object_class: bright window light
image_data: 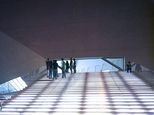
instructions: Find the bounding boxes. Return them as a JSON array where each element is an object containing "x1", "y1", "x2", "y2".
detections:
[
  {"x1": 16, "y1": 77, "x2": 27, "y2": 88},
  {"x1": 12, "y1": 79, "x2": 23, "y2": 90},
  {"x1": 8, "y1": 80, "x2": 20, "y2": 91}
]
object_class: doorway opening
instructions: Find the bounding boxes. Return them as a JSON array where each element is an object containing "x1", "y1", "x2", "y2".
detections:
[{"x1": 57, "y1": 57, "x2": 125, "y2": 73}]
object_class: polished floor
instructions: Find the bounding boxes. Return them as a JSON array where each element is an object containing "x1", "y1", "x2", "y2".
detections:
[{"x1": 0, "y1": 72, "x2": 154, "y2": 115}]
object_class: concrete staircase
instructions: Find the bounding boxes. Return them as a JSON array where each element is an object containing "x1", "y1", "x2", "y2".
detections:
[{"x1": 0, "y1": 72, "x2": 154, "y2": 115}]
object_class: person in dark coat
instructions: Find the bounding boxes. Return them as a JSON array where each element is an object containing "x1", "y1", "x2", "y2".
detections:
[
  {"x1": 48, "y1": 60, "x2": 53, "y2": 79},
  {"x1": 61, "y1": 58, "x2": 66, "y2": 78},
  {"x1": 52, "y1": 60, "x2": 59, "y2": 80},
  {"x1": 65, "y1": 61, "x2": 69, "y2": 73},
  {"x1": 70, "y1": 58, "x2": 73, "y2": 73},
  {"x1": 126, "y1": 61, "x2": 132, "y2": 73},
  {"x1": 73, "y1": 58, "x2": 76, "y2": 73},
  {"x1": 46, "y1": 58, "x2": 50, "y2": 77}
]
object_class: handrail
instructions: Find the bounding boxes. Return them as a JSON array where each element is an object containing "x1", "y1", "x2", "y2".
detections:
[
  {"x1": 0, "y1": 65, "x2": 46, "y2": 111},
  {"x1": 0, "y1": 66, "x2": 46, "y2": 100},
  {"x1": 102, "y1": 58, "x2": 123, "y2": 71}
]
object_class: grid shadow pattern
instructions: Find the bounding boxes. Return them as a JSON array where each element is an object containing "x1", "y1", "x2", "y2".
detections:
[{"x1": 0, "y1": 72, "x2": 154, "y2": 115}]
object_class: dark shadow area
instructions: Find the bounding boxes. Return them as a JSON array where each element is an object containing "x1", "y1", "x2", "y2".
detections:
[
  {"x1": 79, "y1": 72, "x2": 88, "y2": 114},
  {"x1": 116, "y1": 72, "x2": 151, "y2": 114},
  {"x1": 48, "y1": 74, "x2": 73, "y2": 113},
  {"x1": 19, "y1": 76, "x2": 54, "y2": 113},
  {"x1": 100, "y1": 73, "x2": 118, "y2": 115},
  {"x1": 22, "y1": 69, "x2": 47, "y2": 85},
  {"x1": 133, "y1": 71, "x2": 154, "y2": 90}
]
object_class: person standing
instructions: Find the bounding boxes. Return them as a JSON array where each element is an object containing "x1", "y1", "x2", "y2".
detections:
[
  {"x1": 52, "y1": 60, "x2": 59, "y2": 80},
  {"x1": 70, "y1": 58, "x2": 73, "y2": 73},
  {"x1": 48, "y1": 60, "x2": 53, "y2": 79},
  {"x1": 61, "y1": 58, "x2": 66, "y2": 78},
  {"x1": 66, "y1": 61, "x2": 69, "y2": 73},
  {"x1": 126, "y1": 61, "x2": 132, "y2": 73},
  {"x1": 46, "y1": 58, "x2": 50, "y2": 77},
  {"x1": 73, "y1": 58, "x2": 76, "y2": 73}
]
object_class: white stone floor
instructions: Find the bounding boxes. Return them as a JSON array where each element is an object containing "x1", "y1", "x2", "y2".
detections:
[{"x1": 0, "y1": 72, "x2": 154, "y2": 115}]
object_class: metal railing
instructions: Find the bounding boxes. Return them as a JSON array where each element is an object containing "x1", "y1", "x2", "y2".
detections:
[{"x1": 0, "y1": 65, "x2": 46, "y2": 107}]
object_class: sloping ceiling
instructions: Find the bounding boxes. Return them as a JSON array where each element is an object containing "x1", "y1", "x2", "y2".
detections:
[{"x1": 0, "y1": 0, "x2": 154, "y2": 69}]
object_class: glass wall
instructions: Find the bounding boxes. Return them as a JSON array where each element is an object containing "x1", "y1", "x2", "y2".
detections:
[
  {"x1": 0, "y1": 66, "x2": 46, "y2": 100},
  {"x1": 0, "y1": 77, "x2": 27, "y2": 99},
  {"x1": 57, "y1": 57, "x2": 124, "y2": 73}
]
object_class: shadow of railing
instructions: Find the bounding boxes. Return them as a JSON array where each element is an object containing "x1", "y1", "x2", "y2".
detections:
[
  {"x1": 100, "y1": 73, "x2": 118, "y2": 115},
  {"x1": 79, "y1": 72, "x2": 88, "y2": 114},
  {"x1": 48, "y1": 74, "x2": 74, "y2": 114},
  {"x1": 116, "y1": 72, "x2": 150, "y2": 114}
]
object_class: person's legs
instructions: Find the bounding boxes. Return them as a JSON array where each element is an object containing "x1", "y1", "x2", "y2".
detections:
[
  {"x1": 62, "y1": 70, "x2": 66, "y2": 78},
  {"x1": 53, "y1": 70, "x2": 56, "y2": 80},
  {"x1": 126, "y1": 68, "x2": 129, "y2": 73},
  {"x1": 129, "y1": 68, "x2": 132, "y2": 73},
  {"x1": 64, "y1": 71, "x2": 66, "y2": 78},
  {"x1": 62, "y1": 70, "x2": 64, "y2": 78},
  {"x1": 70, "y1": 67, "x2": 72, "y2": 73},
  {"x1": 74, "y1": 68, "x2": 76, "y2": 73},
  {"x1": 49, "y1": 69, "x2": 53, "y2": 79}
]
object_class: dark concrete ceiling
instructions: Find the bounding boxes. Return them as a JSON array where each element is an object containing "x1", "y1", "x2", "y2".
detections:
[{"x1": 0, "y1": 0, "x2": 153, "y2": 59}]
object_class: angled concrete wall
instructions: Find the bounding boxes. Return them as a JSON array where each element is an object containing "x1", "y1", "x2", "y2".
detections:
[{"x1": 0, "y1": 31, "x2": 45, "y2": 84}]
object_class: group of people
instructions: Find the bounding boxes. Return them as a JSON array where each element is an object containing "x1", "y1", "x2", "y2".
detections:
[{"x1": 46, "y1": 58, "x2": 76, "y2": 80}]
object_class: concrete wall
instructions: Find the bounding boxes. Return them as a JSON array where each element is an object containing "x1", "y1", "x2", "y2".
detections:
[{"x1": 0, "y1": 31, "x2": 45, "y2": 84}]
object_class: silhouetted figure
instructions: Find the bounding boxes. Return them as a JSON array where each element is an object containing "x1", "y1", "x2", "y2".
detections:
[
  {"x1": 52, "y1": 60, "x2": 59, "y2": 80},
  {"x1": 61, "y1": 58, "x2": 66, "y2": 78},
  {"x1": 48, "y1": 60, "x2": 53, "y2": 79},
  {"x1": 73, "y1": 58, "x2": 76, "y2": 73},
  {"x1": 126, "y1": 61, "x2": 132, "y2": 73},
  {"x1": 135, "y1": 64, "x2": 142, "y2": 72},
  {"x1": 70, "y1": 58, "x2": 73, "y2": 73},
  {"x1": 66, "y1": 61, "x2": 69, "y2": 73},
  {"x1": 46, "y1": 58, "x2": 50, "y2": 77}
]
